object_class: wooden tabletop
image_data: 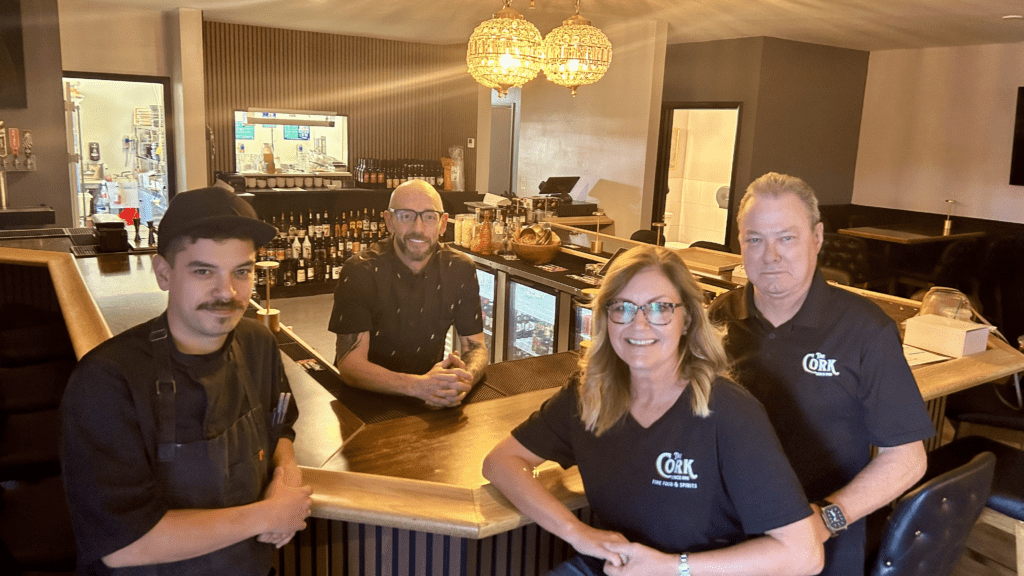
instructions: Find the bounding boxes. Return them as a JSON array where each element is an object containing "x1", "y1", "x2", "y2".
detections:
[
  {"x1": 838, "y1": 225, "x2": 986, "y2": 245},
  {"x1": 675, "y1": 246, "x2": 744, "y2": 275}
]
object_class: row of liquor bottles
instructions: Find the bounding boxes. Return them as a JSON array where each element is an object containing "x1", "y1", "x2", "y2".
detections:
[
  {"x1": 256, "y1": 208, "x2": 389, "y2": 287},
  {"x1": 353, "y1": 158, "x2": 445, "y2": 189}
]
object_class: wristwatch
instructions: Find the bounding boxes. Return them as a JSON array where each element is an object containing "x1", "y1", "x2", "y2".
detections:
[{"x1": 815, "y1": 499, "x2": 848, "y2": 538}]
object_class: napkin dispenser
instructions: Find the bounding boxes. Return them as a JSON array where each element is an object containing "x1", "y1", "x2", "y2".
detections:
[
  {"x1": 904, "y1": 314, "x2": 989, "y2": 358},
  {"x1": 92, "y1": 214, "x2": 129, "y2": 253}
]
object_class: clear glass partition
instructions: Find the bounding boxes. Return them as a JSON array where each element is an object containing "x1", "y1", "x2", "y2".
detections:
[{"x1": 234, "y1": 110, "x2": 349, "y2": 174}]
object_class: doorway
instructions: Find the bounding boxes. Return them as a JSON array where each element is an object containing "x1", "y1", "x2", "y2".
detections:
[
  {"x1": 653, "y1": 103, "x2": 740, "y2": 248},
  {"x1": 63, "y1": 72, "x2": 174, "y2": 228}
]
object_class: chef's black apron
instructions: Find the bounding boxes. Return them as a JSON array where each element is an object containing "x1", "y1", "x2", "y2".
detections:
[{"x1": 112, "y1": 317, "x2": 273, "y2": 576}]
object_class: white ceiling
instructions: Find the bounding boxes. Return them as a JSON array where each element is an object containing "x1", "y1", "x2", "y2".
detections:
[{"x1": 105, "y1": 0, "x2": 1024, "y2": 52}]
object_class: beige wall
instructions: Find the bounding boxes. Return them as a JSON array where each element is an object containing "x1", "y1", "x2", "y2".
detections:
[
  {"x1": 853, "y1": 42, "x2": 1024, "y2": 224},
  {"x1": 515, "y1": 20, "x2": 667, "y2": 238},
  {"x1": 58, "y1": 0, "x2": 167, "y2": 76}
]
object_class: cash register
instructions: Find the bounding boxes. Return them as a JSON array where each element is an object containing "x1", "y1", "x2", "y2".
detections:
[{"x1": 536, "y1": 176, "x2": 597, "y2": 217}]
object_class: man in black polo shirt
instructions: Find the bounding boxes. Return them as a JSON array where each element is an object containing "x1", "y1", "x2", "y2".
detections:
[
  {"x1": 708, "y1": 172, "x2": 934, "y2": 576},
  {"x1": 329, "y1": 180, "x2": 487, "y2": 408}
]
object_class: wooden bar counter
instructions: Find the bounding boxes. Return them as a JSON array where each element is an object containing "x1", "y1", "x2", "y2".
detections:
[{"x1": 5, "y1": 239, "x2": 1024, "y2": 575}]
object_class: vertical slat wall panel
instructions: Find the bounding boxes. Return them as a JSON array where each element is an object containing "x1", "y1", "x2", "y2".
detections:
[
  {"x1": 203, "y1": 22, "x2": 477, "y2": 190},
  {"x1": 270, "y1": 509, "x2": 589, "y2": 576}
]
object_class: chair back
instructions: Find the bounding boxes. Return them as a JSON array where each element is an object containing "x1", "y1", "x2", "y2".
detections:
[
  {"x1": 689, "y1": 241, "x2": 731, "y2": 253},
  {"x1": 818, "y1": 233, "x2": 873, "y2": 285},
  {"x1": 932, "y1": 238, "x2": 982, "y2": 295},
  {"x1": 870, "y1": 451, "x2": 995, "y2": 576},
  {"x1": 629, "y1": 229, "x2": 662, "y2": 246}
]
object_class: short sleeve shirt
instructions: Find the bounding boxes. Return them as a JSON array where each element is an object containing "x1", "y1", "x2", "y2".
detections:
[
  {"x1": 708, "y1": 270, "x2": 935, "y2": 576},
  {"x1": 328, "y1": 238, "x2": 483, "y2": 375},
  {"x1": 59, "y1": 317, "x2": 297, "y2": 567},
  {"x1": 512, "y1": 377, "x2": 811, "y2": 554}
]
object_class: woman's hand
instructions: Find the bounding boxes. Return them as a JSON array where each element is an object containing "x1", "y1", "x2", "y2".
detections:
[
  {"x1": 601, "y1": 542, "x2": 677, "y2": 575},
  {"x1": 564, "y1": 524, "x2": 631, "y2": 567}
]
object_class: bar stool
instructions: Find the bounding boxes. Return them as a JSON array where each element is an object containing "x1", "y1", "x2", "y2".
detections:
[
  {"x1": 926, "y1": 436, "x2": 1024, "y2": 575},
  {"x1": 867, "y1": 450, "x2": 995, "y2": 576}
]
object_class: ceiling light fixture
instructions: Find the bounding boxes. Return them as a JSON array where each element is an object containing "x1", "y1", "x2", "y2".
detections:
[
  {"x1": 541, "y1": 0, "x2": 612, "y2": 96},
  {"x1": 466, "y1": 0, "x2": 544, "y2": 98}
]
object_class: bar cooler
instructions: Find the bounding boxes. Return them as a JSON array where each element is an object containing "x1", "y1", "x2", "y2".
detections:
[
  {"x1": 506, "y1": 279, "x2": 558, "y2": 361},
  {"x1": 476, "y1": 268, "x2": 496, "y2": 363},
  {"x1": 571, "y1": 300, "x2": 593, "y2": 350}
]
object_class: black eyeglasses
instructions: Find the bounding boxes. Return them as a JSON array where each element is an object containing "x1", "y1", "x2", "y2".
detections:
[
  {"x1": 389, "y1": 209, "x2": 443, "y2": 225},
  {"x1": 606, "y1": 301, "x2": 684, "y2": 325}
]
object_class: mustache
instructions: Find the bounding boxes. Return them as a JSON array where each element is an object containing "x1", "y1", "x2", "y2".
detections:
[{"x1": 198, "y1": 300, "x2": 245, "y2": 312}]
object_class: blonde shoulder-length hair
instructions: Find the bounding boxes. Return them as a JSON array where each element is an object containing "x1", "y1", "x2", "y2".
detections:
[{"x1": 578, "y1": 244, "x2": 730, "y2": 436}]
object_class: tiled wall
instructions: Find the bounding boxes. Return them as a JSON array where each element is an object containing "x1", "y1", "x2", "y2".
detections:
[{"x1": 664, "y1": 109, "x2": 737, "y2": 245}]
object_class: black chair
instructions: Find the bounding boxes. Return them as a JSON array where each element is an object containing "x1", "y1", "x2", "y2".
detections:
[
  {"x1": 689, "y1": 240, "x2": 731, "y2": 253},
  {"x1": 817, "y1": 232, "x2": 893, "y2": 292},
  {"x1": 867, "y1": 450, "x2": 995, "y2": 576},
  {"x1": 924, "y1": 436, "x2": 1024, "y2": 576},
  {"x1": 897, "y1": 238, "x2": 983, "y2": 300},
  {"x1": 629, "y1": 229, "x2": 662, "y2": 246}
]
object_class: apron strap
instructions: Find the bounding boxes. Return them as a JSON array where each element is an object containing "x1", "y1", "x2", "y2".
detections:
[{"x1": 150, "y1": 319, "x2": 178, "y2": 463}]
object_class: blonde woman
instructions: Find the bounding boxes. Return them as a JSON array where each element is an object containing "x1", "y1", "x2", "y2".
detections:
[{"x1": 483, "y1": 245, "x2": 822, "y2": 576}]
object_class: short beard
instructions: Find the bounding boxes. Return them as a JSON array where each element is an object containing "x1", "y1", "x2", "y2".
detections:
[{"x1": 395, "y1": 233, "x2": 436, "y2": 262}]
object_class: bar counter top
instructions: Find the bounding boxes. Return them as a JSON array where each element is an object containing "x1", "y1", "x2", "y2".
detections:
[{"x1": 5, "y1": 240, "x2": 1024, "y2": 540}]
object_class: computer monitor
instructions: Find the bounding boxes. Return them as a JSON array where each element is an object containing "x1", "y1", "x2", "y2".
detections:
[
  {"x1": 598, "y1": 247, "x2": 629, "y2": 277},
  {"x1": 539, "y1": 177, "x2": 580, "y2": 202}
]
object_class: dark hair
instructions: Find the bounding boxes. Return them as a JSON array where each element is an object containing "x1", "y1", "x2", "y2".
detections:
[{"x1": 162, "y1": 221, "x2": 259, "y2": 266}]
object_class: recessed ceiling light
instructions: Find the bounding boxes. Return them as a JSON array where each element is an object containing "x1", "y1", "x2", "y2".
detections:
[{"x1": 1003, "y1": 14, "x2": 1024, "y2": 19}]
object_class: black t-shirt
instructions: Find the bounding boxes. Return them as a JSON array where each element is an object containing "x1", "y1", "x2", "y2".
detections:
[
  {"x1": 328, "y1": 238, "x2": 483, "y2": 375},
  {"x1": 708, "y1": 270, "x2": 935, "y2": 576},
  {"x1": 59, "y1": 317, "x2": 297, "y2": 567},
  {"x1": 512, "y1": 377, "x2": 811, "y2": 555}
]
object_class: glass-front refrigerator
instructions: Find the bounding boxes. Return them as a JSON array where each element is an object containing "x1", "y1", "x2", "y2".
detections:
[
  {"x1": 507, "y1": 280, "x2": 558, "y2": 360},
  {"x1": 476, "y1": 268, "x2": 496, "y2": 363},
  {"x1": 571, "y1": 300, "x2": 593, "y2": 350}
]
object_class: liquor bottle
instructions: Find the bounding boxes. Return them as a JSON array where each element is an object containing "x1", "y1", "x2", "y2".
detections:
[
  {"x1": 345, "y1": 231, "x2": 354, "y2": 260},
  {"x1": 256, "y1": 248, "x2": 267, "y2": 287},
  {"x1": 362, "y1": 208, "x2": 370, "y2": 233},
  {"x1": 291, "y1": 234, "x2": 301, "y2": 261},
  {"x1": 307, "y1": 255, "x2": 315, "y2": 284},
  {"x1": 370, "y1": 209, "x2": 379, "y2": 236},
  {"x1": 296, "y1": 259, "x2": 306, "y2": 284},
  {"x1": 337, "y1": 236, "x2": 345, "y2": 260},
  {"x1": 385, "y1": 161, "x2": 394, "y2": 189},
  {"x1": 275, "y1": 235, "x2": 287, "y2": 263},
  {"x1": 334, "y1": 213, "x2": 342, "y2": 238},
  {"x1": 301, "y1": 233, "x2": 312, "y2": 259},
  {"x1": 288, "y1": 212, "x2": 297, "y2": 238},
  {"x1": 315, "y1": 211, "x2": 322, "y2": 238},
  {"x1": 332, "y1": 253, "x2": 343, "y2": 281},
  {"x1": 263, "y1": 143, "x2": 275, "y2": 174},
  {"x1": 329, "y1": 235, "x2": 338, "y2": 259},
  {"x1": 307, "y1": 209, "x2": 315, "y2": 238},
  {"x1": 323, "y1": 210, "x2": 330, "y2": 237},
  {"x1": 349, "y1": 211, "x2": 358, "y2": 234}
]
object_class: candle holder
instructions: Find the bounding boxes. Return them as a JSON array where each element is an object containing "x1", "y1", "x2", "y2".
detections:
[
  {"x1": 944, "y1": 199, "x2": 955, "y2": 236},
  {"x1": 652, "y1": 222, "x2": 665, "y2": 246},
  {"x1": 590, "y1": 210, "x2": 604, "y2": 254},
  {"x1": 255, "y1": 261, "x2": 281, "y2": 332}
]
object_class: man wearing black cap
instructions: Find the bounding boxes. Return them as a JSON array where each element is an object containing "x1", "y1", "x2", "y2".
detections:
[{"x1": 60, "y1": 187, "x2": 313, "y2": 576}]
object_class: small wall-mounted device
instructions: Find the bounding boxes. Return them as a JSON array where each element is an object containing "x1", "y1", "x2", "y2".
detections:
[{"x1": 88, "y1": 142, "x2": 100, "y2": 161}]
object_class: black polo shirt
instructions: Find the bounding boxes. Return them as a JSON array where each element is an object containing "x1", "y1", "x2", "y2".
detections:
[
  {"x1": 709, "y1": 269, "x2": 935, "y2": 576},
  {"x1": 328, "y1": 237, "x2": 483, "y2": 375}
]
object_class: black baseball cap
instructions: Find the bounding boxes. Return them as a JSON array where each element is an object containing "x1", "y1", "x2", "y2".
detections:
[{"x1": 156, "y1": 186, "x2": 276, "y2": 257}]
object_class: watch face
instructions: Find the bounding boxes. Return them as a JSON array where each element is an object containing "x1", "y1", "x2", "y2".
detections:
[{"x1": 822, "y1": 505, "x2": 847, "y2": 530}]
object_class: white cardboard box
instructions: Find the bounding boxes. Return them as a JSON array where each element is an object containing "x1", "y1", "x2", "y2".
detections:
[{"x1": 904, "y1": 314, "x2": 990, "y2": 358}]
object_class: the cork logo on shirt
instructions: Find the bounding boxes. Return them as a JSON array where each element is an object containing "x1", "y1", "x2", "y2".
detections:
[
  {"x1": 802, "y1": 352, "x2": 840, "y2": 377},
  {"x1": 652, "y1": 452, "x2": 698, "y2": 489}
]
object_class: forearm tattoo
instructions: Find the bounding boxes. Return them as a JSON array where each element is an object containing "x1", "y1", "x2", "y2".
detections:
[
  {"x1": 335, "y1": 333, "x2": 362, "y2": 365},
  {"x1": 462, "y1": 338, "x2": 488, "y2": 383}
]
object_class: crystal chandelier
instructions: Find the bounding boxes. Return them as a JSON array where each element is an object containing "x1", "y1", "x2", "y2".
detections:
[
  {"x1": 466, "y1": 0, "x2": 544, "y2": 97},
  {"x1": 541, "y1": 0, "x2": 612, "y2": 96}
]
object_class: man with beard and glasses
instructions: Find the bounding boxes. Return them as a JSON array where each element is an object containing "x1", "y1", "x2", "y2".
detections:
[
  {"x1": 60, "y1": 187, "x2": 313, "y2": 576},
  {"x1": 328, "y1": 179, "x2": 487, "y2": 408}
]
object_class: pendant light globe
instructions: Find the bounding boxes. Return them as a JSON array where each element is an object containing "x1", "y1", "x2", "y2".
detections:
[{"x1": 466, "y1": 1, "x2": 544, "y2": 97}]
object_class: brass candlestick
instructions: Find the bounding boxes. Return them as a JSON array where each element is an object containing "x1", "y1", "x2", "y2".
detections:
[
  {"x1": 255, "y1": 261, "x2": 281, "y2": 332},
  {"x1": 944, "y1": 199, "x2": 955, "y2": 236},
  {"x1": 652, "y1": 222, "x2": 665, "y2": 246},
  {"x1": 590, "y1": 210, "x2": 604, "y2": 254}
]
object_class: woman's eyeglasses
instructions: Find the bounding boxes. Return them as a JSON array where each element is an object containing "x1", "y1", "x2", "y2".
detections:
[{"x1": 606, "y1": 301, "x2": 683, "y2": 325}]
